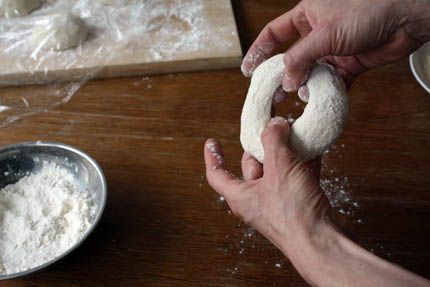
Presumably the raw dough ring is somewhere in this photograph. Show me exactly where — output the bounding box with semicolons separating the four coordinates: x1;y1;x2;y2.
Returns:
240;53;349;162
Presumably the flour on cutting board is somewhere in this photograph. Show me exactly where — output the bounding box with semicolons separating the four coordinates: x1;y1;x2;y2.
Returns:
0;161;96;275
0;0;241;85
106;0;237;61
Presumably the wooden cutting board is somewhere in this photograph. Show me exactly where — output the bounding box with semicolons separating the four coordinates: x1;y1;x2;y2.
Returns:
0;0;242;86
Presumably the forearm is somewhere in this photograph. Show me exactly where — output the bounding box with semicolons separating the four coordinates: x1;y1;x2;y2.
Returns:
396;0;430;43
273;218;429;287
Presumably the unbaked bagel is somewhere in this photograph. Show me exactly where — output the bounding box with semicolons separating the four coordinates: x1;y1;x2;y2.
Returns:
240;53;349;162
0;0;42;18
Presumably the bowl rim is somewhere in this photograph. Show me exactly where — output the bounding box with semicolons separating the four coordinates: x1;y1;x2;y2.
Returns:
409;45;430;94
0;141;107;280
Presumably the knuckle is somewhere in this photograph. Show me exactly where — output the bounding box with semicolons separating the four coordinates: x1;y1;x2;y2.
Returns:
267;148;299;175
228;199;242;217
283;52;297;70
261;124;280;139
264;22;281;45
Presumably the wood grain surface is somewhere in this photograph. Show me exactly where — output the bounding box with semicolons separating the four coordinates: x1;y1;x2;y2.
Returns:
1;0;429;286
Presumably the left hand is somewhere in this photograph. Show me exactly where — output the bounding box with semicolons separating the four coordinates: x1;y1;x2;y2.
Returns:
203;117;338;247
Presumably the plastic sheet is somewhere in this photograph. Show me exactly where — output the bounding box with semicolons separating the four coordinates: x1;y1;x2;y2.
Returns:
0;0;237;126
0;0;123;85
0;0;123;126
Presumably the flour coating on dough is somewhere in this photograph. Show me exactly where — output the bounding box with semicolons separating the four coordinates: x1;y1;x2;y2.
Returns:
240;54;349;162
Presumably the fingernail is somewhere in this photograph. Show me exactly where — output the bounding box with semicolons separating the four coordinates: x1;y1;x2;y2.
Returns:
241;45;272;77
298;85;309;103
282;74;296;92
282;69;310;92
206;140;225;165
241;62;252;77
268;116;288;126
273;86;287;103
300;69;310;85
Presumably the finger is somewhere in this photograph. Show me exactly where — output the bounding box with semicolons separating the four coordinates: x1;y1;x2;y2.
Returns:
241;44;274;78
282;28;333;91
360;28;422;69
260;117;298;173
305;156;321;180
273;86;288;103
298;85;309;102
322;55;366;89
241;152;263;181
241;9;301;77
204;139;241;196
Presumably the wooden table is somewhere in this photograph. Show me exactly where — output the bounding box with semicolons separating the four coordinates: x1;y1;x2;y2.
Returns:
1;1;429;286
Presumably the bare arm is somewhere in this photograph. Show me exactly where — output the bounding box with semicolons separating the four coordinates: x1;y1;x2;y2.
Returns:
204;117;429;287
278;214;428;287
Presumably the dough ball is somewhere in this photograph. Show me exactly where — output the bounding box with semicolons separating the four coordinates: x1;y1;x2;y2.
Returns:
31;13;88;51
0;0;42;18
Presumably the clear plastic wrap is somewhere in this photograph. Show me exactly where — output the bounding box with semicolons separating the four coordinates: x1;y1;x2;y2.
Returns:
0;0;121;126
0;0;121;86
0;0;240;126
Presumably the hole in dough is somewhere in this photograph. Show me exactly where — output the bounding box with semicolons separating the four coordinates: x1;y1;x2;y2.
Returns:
240;54;349;162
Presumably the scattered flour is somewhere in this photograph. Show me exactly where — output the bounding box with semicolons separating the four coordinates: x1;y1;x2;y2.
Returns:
0;161;96;275
320;144;360;218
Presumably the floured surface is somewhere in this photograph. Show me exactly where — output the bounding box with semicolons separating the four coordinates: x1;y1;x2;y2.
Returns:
0;0;242;85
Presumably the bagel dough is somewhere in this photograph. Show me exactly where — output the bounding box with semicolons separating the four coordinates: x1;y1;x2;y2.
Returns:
31;13;88;51
240;54;349;162
0;0;42;18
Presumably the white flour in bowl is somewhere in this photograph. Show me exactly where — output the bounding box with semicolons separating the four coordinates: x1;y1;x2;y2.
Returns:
0;161;96;275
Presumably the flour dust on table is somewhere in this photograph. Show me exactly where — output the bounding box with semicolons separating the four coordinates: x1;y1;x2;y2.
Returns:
0;161;96;275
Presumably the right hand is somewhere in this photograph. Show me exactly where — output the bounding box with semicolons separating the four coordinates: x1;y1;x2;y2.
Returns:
241;0;428;91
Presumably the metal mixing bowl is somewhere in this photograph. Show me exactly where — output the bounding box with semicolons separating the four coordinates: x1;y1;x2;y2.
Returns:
410;42;430;93
0;141;107;280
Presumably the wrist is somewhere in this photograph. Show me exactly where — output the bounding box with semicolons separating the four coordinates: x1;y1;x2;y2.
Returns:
265;188;340;257
272;209;430;287
275;217;345;285
268;199;341;258
395;0;430;43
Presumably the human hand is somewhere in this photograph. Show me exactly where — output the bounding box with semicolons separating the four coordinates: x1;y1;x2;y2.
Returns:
204;117;339;247
241;0;429;92
204;116;430;286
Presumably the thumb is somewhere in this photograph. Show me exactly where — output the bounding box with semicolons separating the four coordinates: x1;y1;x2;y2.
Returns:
282;28;332;91
261;117;298;172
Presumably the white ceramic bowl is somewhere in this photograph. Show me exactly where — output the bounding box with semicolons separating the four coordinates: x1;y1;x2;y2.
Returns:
409;42;430;93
